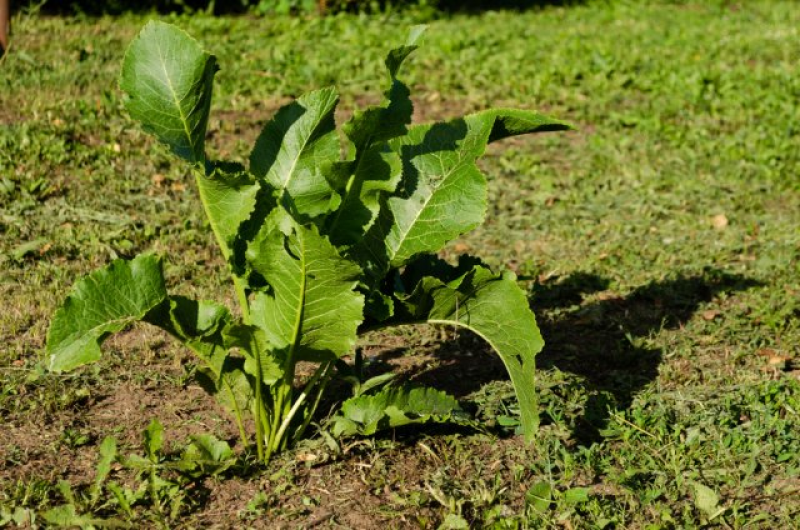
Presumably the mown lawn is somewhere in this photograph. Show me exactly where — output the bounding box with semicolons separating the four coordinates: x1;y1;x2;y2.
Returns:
2;1;799;527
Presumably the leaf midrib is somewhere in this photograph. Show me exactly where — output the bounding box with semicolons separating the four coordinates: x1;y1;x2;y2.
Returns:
389;150;469;265
287;230;307;367
274;92;333;198
157;41;198;163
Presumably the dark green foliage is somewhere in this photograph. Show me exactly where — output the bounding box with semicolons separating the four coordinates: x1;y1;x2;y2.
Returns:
45;21;568;462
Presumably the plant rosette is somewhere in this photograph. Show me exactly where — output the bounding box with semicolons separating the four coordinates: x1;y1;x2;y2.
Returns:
46;21;571;463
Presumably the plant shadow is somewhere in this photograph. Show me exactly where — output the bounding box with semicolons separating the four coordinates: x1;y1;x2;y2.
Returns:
390;268;760;444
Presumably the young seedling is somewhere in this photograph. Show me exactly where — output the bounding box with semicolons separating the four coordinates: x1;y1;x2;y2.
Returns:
46;21;571;463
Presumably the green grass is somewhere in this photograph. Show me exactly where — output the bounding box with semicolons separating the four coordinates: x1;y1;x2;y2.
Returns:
2;1;800;527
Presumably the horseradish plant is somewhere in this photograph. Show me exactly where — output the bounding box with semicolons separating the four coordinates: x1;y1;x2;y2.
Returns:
46;22;570;462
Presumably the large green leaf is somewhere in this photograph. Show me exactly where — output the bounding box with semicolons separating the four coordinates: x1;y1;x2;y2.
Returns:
324;27;423;247
343;25;424;150
196;164;264;264
390;259;544;440
249;87;341;218
324;146;402;247
146;295;231;347
325;30;425;246
331;385;467;437
247;222;364;362
120;21;217;164
355;110;571;280
47;254;168;372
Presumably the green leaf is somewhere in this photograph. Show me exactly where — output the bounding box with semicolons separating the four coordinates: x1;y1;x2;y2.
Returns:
331;385;466;437
438;514;469;530
47;254;168;372
690;481;720;517
248;221;363;363
181;434;235;477
187;434;233;463
57;480;76;507
144;419;164;460
145;296;232;368
90;436;118;505
564;487;590;505
364;290;395;322
249;87;341;218
325;29;424;247
324;146;403;247
120;21;217;164
147;295;231;345
107;483;136;517
41;505;102;528
385;25;426;80
194;356;253;422
526;481;552;514
480;108;573;144
344;25;423;149
223;323;283;386
358;372;397;397
196;163;264;264
355;109;571;280
390;258;544;441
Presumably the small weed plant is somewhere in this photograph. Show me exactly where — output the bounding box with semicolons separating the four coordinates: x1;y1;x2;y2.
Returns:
46;21;569;463
30;421;235;527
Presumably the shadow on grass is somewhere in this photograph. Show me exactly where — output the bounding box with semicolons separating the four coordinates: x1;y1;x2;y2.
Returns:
400;268;760;444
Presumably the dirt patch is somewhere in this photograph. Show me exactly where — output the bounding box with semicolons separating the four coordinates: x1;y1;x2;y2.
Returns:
0;107;26;125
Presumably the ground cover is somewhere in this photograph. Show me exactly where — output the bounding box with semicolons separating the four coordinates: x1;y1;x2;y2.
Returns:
1;1;799;527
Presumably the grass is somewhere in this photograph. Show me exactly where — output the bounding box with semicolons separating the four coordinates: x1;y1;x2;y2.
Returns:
2;1;800;527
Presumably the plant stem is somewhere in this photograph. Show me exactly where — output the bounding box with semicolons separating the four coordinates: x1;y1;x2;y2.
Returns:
274;362;332;451
234;278;251;323
293;363;334;444
249;333;266;463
